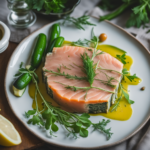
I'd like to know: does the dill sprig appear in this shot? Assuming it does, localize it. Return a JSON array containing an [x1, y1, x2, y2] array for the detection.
[[92, 119, 113, 140], [62, 15, 96, 30], [95, 78, 116, 88], [44, 69, 87, 81], [81, 52, 96, 86], [55, 82, 115, 94]]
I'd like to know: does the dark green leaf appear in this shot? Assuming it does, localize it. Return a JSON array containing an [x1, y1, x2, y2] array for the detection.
[[14, 72, 22, 77], [20, 62, 24, 68], [80, 113, 90, 119], [25, 109, 36, 118], [51, 123, 59, 132], [116, 53, 126, 64], [19, 68, 28, 73], [126, 74, 138, 82], [76, 122, 82, 127], [79, 128, 88, 137], [122, 90, 134, 104]]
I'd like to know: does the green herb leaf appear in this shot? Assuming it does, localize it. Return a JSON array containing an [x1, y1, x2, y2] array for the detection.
[[81, 52, 96, 86], [116, 53, 126, 64], [28, 115, 41, 125], [92, 119, 113, 140], [52, 123, 59, 132], [79, 128, 88, 137], [14, 72, 22, 77], [122, 90, 134, 104], [126, 74, 138, 82]]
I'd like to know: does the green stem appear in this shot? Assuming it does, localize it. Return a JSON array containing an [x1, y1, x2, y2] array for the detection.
[[55, 82, 115, 93], [98, 67, 122, 75], [99, 1, 136, 21], [34, 88, 39, 114], [91, 86, 115, 93], [44, 69, 87, 81]]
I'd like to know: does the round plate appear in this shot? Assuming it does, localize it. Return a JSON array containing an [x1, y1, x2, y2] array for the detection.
[[5, 17, 150, 149]]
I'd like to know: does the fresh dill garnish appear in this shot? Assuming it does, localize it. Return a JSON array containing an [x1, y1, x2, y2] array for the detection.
[[116, 53, 127, 64], [62, 15, 96, 30], [44, 69, 87, 81], [55, 82, 115, 93], [62, 64, 71, 70], [95, 78, 116, 88], [92, 119, 113, 140], [81, 52, 96, 86]]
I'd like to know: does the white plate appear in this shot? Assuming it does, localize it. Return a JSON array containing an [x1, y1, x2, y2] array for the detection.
[[5, 17, 150, 149]]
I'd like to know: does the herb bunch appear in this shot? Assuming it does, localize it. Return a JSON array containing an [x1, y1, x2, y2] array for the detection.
[[25, 0, 68, 13], [16, 66, 113, 139], [99, 0, 150, 30]]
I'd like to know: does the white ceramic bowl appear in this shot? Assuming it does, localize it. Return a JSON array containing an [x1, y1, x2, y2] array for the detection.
[[0, 21, 10, 53]]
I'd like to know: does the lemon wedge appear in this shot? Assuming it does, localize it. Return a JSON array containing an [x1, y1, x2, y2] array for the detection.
[[0, 115, 22, 146]]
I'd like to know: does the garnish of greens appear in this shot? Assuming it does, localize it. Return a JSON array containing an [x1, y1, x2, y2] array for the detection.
[[25, 0, 68, 13], [99, 0, 150, 32], [45, 27, 139, 111], [16, 65, 113, 139], [62, 15, 96, 30]]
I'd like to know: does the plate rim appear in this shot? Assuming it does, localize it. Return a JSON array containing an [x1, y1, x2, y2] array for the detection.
[[4, 17, 150, 149]]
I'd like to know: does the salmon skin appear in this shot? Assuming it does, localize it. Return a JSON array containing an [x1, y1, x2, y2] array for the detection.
[[43, 46, 123, 113]]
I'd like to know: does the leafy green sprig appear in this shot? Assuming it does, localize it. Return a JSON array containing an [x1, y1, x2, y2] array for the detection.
[[99, 0, 150, 28], [16, 67, 113, 139], [116, 53, 127, 64], [111, 82, 134, 112], [62, 15, 96, 30], [25, 0, 68, 13], [92, 119, 113, 140]]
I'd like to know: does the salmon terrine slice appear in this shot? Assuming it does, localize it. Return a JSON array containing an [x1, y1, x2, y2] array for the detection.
[[43, 46, 123, 113]]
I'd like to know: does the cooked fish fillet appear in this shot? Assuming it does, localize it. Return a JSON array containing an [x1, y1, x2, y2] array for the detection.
[[43, 46, 123, 113]]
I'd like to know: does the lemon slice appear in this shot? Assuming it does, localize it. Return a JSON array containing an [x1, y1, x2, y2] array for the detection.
[[0, 115, 22, 146]]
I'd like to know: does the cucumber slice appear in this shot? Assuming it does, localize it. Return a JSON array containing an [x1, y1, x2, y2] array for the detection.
[[13, 86, 26, 97]]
